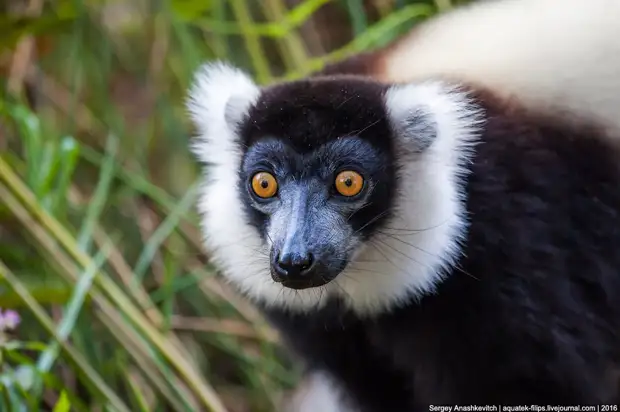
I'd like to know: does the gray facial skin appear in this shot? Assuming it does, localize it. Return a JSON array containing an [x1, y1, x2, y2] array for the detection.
[[240, 137, 390, 290], [265, 178, 355, 289]]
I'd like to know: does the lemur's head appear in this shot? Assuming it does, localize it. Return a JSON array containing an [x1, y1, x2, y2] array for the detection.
[[187, 62, 483, 315]]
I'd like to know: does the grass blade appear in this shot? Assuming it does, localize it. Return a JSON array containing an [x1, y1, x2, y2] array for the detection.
[[0, 157, 229, 412], [76, 134, 118, 253], [33, 242, 111, 388], [0, 260, 131, 412]]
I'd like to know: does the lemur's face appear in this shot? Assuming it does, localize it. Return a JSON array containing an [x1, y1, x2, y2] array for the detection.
[[237, 80, 397, 291], [187, 63, 483, 314]]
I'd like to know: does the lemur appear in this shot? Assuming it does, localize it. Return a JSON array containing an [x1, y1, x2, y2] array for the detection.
[[186, 0, 620, 409]]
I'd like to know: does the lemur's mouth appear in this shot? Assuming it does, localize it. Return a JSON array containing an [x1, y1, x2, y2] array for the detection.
[[280, 277, 331, 290]]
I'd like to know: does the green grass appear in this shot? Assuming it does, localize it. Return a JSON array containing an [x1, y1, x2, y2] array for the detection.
[[0, 0, 463, 410]]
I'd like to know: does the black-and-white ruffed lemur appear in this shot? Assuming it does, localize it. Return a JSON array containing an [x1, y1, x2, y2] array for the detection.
[[185, 0, 620, 409]]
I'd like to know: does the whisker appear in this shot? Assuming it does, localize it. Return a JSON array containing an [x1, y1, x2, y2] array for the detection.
[[332, 279, 355, 303], [346, 200, 373, 222], [345, 267, 385, 276], [374, 236, 479, 281], [265, 231, 275, 246], [353, 209, 391, 235], [375, 231, 441, 259], [373, 238, 432, 271], [317, 284, 327, 308], [338, 271, 364, 282], [379, 216, 452, 234], [336, 118, 382, 141], [368, 240, 423, 275]]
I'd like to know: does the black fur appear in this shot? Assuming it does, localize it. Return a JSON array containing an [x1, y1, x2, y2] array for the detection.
[[237, 77, 398, 241], [224, 64, 620, 407], [240, 85, 620, 409]]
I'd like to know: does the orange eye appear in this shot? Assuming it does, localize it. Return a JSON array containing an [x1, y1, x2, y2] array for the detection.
[[335, 170, 364, 197], [251, 172, 278, 198]]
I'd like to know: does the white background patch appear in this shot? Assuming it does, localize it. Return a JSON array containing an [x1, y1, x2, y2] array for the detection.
[[380, 0, 620, 135]]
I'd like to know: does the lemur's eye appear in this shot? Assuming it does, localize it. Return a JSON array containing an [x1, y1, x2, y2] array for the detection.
[[335, 170, 364, 197], [251, 172, 278, 198]]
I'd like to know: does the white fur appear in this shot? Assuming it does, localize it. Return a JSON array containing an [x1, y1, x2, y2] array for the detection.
[[188, 61, 483, 315], [283, 371, 357, 412], [335, 82, 484, 314], [187, 62, 268, 306], [380, 0, 620, 133], [186, 61, 260, 165]]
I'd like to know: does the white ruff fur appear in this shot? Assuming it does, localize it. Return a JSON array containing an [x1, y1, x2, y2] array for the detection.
[[283, 371, 357, 412], [188, 62, 483, 315], [380, 0, 620, 134], [339, 82, 483, 314]]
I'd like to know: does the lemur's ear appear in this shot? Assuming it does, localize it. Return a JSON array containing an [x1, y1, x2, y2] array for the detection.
[[186, 61, 260, 135], [186, 61, 260, 163], [384, 82, 440, 153], [384, 81, 483, 154]]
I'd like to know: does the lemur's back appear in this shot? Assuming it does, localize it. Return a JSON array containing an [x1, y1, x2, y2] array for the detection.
[[319, 0, 620, 134]]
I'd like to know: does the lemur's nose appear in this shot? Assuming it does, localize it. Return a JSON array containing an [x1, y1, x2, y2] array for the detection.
[[271, 251, 317, 288], [275, 252, 314, 277]]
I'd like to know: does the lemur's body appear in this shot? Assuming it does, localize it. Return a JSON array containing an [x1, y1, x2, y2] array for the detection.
[[262, 82, 620, 409], [186, 0, 620, 409]]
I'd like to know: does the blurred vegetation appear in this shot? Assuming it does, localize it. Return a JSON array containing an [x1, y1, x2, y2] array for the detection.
[[0, 0, 468, 410]]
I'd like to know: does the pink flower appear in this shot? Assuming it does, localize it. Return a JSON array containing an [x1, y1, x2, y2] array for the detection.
[[0, 309, 20, 331]]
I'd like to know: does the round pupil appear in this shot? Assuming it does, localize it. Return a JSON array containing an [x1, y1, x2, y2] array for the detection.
[[344, 178, 353, 187], [260, 180, 269, 189]]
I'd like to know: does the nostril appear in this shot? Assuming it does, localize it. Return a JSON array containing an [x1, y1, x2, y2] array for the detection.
[[276, 252, 315, 278], [276, 253, 292, 271], [299, 253, 314, 271]]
